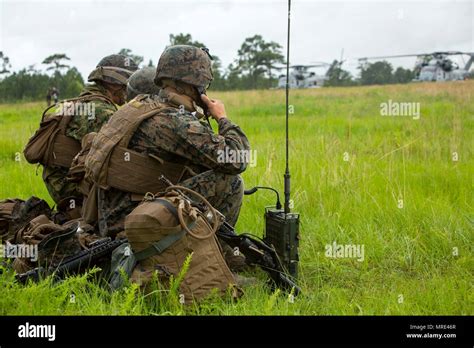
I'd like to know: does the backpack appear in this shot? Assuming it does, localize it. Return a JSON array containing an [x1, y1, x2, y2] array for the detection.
[[124, 186, 241, 303], [23, 94, 115, 168], [0, 197, 52, 243], [12, 215, 81, 273]]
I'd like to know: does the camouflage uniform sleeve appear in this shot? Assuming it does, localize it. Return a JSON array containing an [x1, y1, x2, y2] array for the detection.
[[66, 101, 117, 141], [166, 114, 251, 175]]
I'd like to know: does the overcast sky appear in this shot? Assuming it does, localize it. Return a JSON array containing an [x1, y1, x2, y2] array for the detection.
[[0, 0, 473, 78]]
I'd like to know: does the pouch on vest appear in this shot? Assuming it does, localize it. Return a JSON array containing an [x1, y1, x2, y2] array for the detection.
[[125, 186, 241, 304]]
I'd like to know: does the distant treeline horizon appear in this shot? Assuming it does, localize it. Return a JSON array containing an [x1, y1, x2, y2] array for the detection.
[[0, 33, 418, 102]]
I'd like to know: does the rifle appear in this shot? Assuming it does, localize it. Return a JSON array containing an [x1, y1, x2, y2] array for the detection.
[[16, 237, 127, 284]]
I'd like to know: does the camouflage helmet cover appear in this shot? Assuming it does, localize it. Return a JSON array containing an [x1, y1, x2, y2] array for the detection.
[[154, 45, 213, 89], [88, 54, 138, 86], [127, 66, 161, 100]]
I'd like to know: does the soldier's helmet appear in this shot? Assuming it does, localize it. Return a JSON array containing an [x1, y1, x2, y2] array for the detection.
[[127, 67, 161, 100], [88, 54, 138, 86], [154, 45, 213, 93]]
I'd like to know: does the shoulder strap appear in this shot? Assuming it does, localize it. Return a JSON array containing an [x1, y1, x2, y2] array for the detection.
[[119, 102, 166, 147], [74, 92, 117, 109], [43, 93, 118, 131]]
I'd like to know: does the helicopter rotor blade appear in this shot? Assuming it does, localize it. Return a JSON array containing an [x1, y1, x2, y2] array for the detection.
[[358, 54, 427, 61]]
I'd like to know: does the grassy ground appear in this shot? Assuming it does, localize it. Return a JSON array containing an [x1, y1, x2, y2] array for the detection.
[[0, 82, 472, 315]]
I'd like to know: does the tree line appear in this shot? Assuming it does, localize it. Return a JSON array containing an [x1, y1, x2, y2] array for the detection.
[[0, 33, 416, 102]]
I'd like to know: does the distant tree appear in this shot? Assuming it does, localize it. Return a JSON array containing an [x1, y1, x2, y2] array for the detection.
[[42, 54, 71, 74], [117, 48, 144, 66], [0, 51, 12, 76], [26, 64, 40, 74], [222, 63, 240, 90], [0, 65, 84, 102], [233, 35, 285, 89], [393, 66, 414, 84], [169, 33, 205, 47], [210, 56, 226, 90], [147, 59, 154, 67], [359, 61, 393, 85], [325, 60, 354, 87]]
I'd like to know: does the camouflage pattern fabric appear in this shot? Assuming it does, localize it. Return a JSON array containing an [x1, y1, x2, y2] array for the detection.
[[127, 66, 161, 101], [155, 45, 213, 89], [93, 89, 250, 237], [42, 83, 117, 205], [88, 54, 138, 86]]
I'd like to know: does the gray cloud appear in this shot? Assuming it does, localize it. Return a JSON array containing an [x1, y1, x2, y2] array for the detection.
[[0, 0, 472, 78]]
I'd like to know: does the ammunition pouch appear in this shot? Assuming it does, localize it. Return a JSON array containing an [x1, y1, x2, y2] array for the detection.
[[106, 147, 187, 195]]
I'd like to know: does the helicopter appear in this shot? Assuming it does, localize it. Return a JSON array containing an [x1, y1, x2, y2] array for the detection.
[[275, 63, 330, 88], [358, 51, 474, 82], [275, 49, 347, 88]]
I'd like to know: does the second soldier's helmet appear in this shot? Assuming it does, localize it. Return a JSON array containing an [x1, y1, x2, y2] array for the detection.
[[88, 54, 138, 86], [127, 67, 161, 100], [154, 45, 213, 92]]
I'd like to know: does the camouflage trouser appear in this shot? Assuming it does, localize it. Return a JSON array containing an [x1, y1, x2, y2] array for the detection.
[[42, 166, 81, 206], [179, 170, 244, 227], [96, 170, 244, 238]]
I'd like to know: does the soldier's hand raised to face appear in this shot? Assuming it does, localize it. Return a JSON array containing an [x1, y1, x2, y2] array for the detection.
[[200, 94, 227, 121]]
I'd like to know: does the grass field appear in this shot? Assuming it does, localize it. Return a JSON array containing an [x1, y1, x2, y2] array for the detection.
[[0, 82, 472, 315]]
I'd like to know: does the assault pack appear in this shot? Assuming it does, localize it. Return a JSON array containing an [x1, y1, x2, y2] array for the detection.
[[122, 185, 241, 303], [0, 196, 52, 243], [23, 93, 116, 168]]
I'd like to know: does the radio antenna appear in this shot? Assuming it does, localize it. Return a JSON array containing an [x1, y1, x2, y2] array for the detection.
[[284, 0, 292, 214]]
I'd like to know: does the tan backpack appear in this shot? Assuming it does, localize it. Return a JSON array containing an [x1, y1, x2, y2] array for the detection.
[[23, 93, 115, 168], [125, 186, 241, 304], [12, 215, 81, 273]]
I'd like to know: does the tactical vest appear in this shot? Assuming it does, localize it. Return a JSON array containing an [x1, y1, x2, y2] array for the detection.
[[23, 93, 116, 168], [85, 95, 187, 195]]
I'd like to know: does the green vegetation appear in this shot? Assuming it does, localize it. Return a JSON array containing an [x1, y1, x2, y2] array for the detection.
[[0, 82, 472, 315]]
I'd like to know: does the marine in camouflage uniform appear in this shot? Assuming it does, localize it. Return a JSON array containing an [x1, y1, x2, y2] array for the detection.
[[41, 55, 138, 207], [84, 46, 250, 239]]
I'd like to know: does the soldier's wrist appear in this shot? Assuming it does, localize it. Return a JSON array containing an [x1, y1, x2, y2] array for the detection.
[[217, 117, 230, 128]]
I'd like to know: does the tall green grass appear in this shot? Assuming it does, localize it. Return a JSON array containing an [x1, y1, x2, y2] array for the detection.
[[0, 82, 472, 315]]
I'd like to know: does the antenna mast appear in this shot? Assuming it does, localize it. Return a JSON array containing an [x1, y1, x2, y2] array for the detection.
[[284, 0, 292, 214]]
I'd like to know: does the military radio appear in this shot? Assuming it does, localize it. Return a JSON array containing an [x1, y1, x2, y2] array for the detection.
[[244, 0, 300, 280]]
